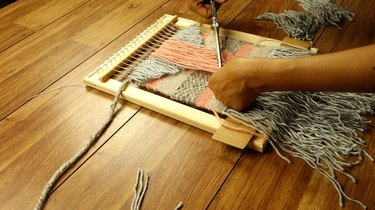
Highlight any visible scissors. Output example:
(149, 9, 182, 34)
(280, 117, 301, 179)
(204, 0, 223, 68)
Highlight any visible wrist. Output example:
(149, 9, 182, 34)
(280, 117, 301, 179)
(242, 57, 295, 92)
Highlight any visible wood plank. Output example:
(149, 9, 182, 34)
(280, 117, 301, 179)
(0, 60, 141, 209)
(72, 0, 168, 48)
(44, 108, 242, 209)
(0, 0, 169, 120)
(0, 0, 88, 52)
(208, 150, 313, 209)
(0, 22, 33, 53)
(14, 0, 89, 30)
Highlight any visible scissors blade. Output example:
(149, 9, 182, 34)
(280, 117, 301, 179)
(209, 0, 223, 68)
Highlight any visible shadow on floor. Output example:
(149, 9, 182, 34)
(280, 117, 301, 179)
(0, 0, 17, 9)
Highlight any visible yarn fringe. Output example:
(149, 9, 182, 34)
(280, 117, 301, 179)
(224, 92, 374, 209)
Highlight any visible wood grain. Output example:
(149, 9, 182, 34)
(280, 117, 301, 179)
(0, 69, 140, 209)
(44, 109, 242, 209)
(0, 0, 169, 120)
(0, 0, 374, 210)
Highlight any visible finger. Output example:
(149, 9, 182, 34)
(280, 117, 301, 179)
(189, 1, 212, 19)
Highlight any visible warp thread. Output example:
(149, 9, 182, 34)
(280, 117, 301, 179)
(257, 0, 355, 40)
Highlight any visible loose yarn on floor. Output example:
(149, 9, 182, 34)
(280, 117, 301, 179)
(257, 0, 354, 40)
(130, 169, 184, 210)
(34, 79, 131, 210)
(131, 169, 149, 210)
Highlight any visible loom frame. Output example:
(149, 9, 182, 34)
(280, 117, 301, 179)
(83, 14, 316, 152)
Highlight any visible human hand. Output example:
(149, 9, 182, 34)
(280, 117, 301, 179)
(187, 0, 228, 19)
(208, 57, 272, 111)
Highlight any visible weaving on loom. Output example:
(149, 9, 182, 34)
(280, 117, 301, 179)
(82, 14, 375, 209)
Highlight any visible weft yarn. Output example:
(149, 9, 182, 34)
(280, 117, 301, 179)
(152, 39, 219, 73)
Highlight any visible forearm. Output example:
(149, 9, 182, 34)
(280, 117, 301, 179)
(265, 44, 375, 92)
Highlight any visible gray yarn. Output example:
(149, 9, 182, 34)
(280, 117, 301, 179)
(257, 10, 319, 40)
(130, 25, 205, 85)
(171, 24, 203, 47)
(131, 169, 149, 210)
(171, 71, 210, 106)
(131, 169, 184, 210)
(298, 0, 354, 27)
(224, 91, 374, 209)
(222, 37, 245, 53)
(131, 56, 183, 85)
(34, 79, 131, 210)
(257, 0, 354, 40)
(267, 47, 314, 58)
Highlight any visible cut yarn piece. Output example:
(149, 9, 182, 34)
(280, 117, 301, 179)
(131, 169, 184, 210)
(298, 0, 354, 27)
(131, 169, 149, 210)
(257, 10, 319, 40)
(257, 0, 355, 40)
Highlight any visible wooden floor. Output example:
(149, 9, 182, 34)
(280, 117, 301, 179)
(0, 0, 374, 209)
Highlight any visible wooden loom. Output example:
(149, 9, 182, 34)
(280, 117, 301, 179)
(83, 14, 316, 153)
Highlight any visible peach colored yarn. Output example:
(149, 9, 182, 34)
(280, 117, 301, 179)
(152, 39, 219, 73)
(194, 88, 215, 108)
